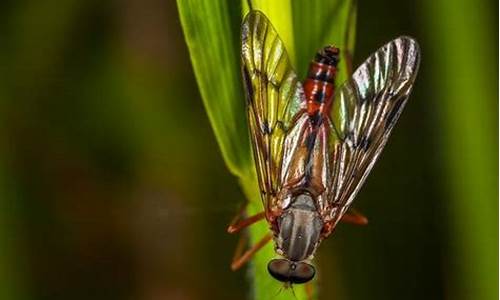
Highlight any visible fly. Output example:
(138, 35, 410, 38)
(228, 10, 421, 285)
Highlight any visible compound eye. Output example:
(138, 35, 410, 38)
(290, 261, 315, 284)
(267, 259, 291, 283)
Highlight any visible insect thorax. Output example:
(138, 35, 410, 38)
(275, 193, 323, 261)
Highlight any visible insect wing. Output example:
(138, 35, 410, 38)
(327, 37, 420, 222)
(241, 11, 307, 212)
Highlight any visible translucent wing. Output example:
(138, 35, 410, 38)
(241, 11, 307, 212)
(326, 37, 420, 223)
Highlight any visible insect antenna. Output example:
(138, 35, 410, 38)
(290, 284, 298, 300)
(270, 285, 284, 299)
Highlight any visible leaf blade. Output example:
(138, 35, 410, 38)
(177, 0, 251, 177)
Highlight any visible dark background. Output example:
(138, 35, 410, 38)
(0, 0, 497, 300)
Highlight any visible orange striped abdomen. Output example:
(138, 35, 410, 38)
(304, 76, 334, 116)
(304, 46, 340, 120)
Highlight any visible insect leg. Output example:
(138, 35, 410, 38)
(227, 202, 265, 234)
(340, 208, 368, 225)
(231, 233, 273, 271)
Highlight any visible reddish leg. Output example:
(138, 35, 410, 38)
(231, 233, 273, 271)
(341, 209, 368, 225)
(227, 202, 270, 270)
(227, 202, 266, 234)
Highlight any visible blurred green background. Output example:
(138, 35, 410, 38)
(0, 0, 497, 300)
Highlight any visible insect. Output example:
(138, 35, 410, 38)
(228, 10, 420, 285)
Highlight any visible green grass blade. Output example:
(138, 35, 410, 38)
(422, 0, 498, 299)
(176, 0, 250, 177)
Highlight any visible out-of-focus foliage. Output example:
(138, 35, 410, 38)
(0, 0, 497, 300)
(423, 0, 498, 299)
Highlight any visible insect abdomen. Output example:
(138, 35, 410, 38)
(304, 75, 334, 116)
(304, 46, 340, 117)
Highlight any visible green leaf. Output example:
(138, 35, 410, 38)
(177, 0, 251, 178)
(177, 1, 356, 299)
